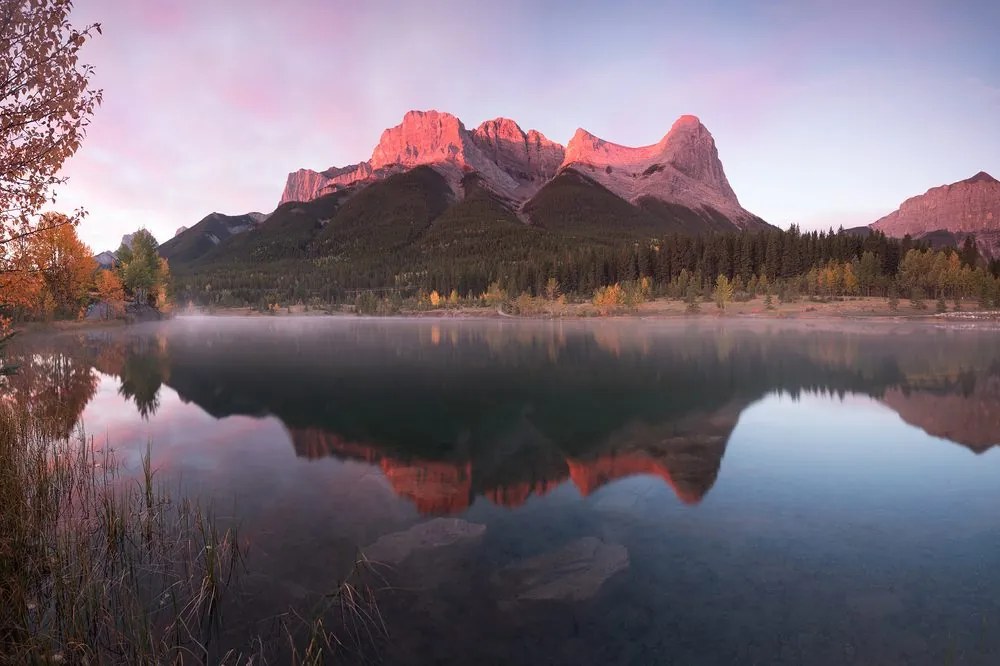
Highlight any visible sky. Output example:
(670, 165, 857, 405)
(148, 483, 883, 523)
(58, 0, 1000, 252)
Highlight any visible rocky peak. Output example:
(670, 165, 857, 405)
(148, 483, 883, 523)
(560, 114, 752, 226)
(471, 117, 565, 185)
(961, 171, 998, 185)
(369, 110, 471, 171)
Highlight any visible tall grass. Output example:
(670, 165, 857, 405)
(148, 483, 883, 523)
(0, 403, 385, 664)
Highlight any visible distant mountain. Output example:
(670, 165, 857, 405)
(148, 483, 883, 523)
(158, 211, 267, 264)
(94, 250, 116, 269)
(870, 171, 1000, 257)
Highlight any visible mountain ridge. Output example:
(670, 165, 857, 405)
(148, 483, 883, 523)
(870, 170, 1000, 257)
(277, 109, 763, 229)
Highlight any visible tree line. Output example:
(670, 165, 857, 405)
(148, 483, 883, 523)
(173, 225, 1000, 311)
(0, 221, 171, 323)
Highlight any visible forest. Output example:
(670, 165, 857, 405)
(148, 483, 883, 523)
(171, 222, 1000, 313)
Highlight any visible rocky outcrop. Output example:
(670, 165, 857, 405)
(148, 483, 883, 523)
(871, 172, 1000, 257)
(559, 115, 761, 228)
(280, 163, 373, 204)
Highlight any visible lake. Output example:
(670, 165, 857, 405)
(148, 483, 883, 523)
(7, 317, 1000, 664)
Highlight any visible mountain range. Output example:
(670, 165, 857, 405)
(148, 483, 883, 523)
(131, 109, 998, 284)
(153, 110, 770, 271)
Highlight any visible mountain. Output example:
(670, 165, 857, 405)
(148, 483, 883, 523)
(276, 109, 763, 230)
(557, 115, 765, 229)
(158, 211, 267, 264)
(163, 109, 771, 302)
(94, 250, 116, 269)
(870, 171, 1000, 257)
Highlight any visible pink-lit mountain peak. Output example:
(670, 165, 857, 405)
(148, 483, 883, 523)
(278, 110, 759, 227)
(559, 114, 750, 223)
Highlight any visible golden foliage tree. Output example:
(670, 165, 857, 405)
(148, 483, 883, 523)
(94, 269, 124, 319)
(0, 212, 95, 319)
(713, 274, 733, 311)
(0, 0, 102, 246)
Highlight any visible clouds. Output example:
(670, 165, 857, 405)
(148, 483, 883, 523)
(56, 0, 1000, 250)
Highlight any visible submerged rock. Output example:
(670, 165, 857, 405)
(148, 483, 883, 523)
(492, 536, 629, 602)
(363, 518, 486, 566)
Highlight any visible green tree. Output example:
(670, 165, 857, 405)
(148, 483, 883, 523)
(684, 282, 701, 313)
(117, 229, 161, 305)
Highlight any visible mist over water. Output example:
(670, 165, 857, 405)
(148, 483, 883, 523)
(7, 317, 1000, 664)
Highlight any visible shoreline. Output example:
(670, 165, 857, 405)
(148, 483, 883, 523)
(178, 296, 1000, 323)
(11, 297, 1000, 336)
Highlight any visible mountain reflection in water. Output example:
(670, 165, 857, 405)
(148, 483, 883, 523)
(8, 318, 1000, 664)
(6, 318, 1000, 516)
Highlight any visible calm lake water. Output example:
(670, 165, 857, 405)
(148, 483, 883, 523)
(8, 317, 1000, 664)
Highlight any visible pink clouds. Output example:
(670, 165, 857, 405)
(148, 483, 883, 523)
(52, 0, 999, 250)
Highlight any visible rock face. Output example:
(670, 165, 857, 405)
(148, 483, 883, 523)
(491, 537, 628, 602)
(871, 172, 1000, 257)
(278, 110, 762, 229)
(470, 118, 565, 195)
(279, 111, 564, 204)
(560, 115, 758, 228)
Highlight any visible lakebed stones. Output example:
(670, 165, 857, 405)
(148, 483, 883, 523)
(363, 517, 487, 567)
(492, 536, 629, 603)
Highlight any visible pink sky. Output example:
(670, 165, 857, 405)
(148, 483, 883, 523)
(56, 1, 1000, 252)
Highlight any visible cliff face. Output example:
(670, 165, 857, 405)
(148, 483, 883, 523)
(871, 172, 1000, 256)
(279, 111, 563, 205)
(469, 117, 565, 197)
(277, 110, 763, 230)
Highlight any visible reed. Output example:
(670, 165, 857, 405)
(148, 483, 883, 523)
(0, 402, 384, 664)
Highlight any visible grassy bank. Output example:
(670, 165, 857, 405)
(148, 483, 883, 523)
(0, 404, 382, 664)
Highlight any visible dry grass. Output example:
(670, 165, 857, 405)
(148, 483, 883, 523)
(0, 403, 385, 664)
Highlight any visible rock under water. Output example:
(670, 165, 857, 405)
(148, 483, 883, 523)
(363, 517, 487, 566)
(492, 536, 629, 602)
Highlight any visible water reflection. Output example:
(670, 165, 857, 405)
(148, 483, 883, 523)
(6, 319, 1000, 516)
